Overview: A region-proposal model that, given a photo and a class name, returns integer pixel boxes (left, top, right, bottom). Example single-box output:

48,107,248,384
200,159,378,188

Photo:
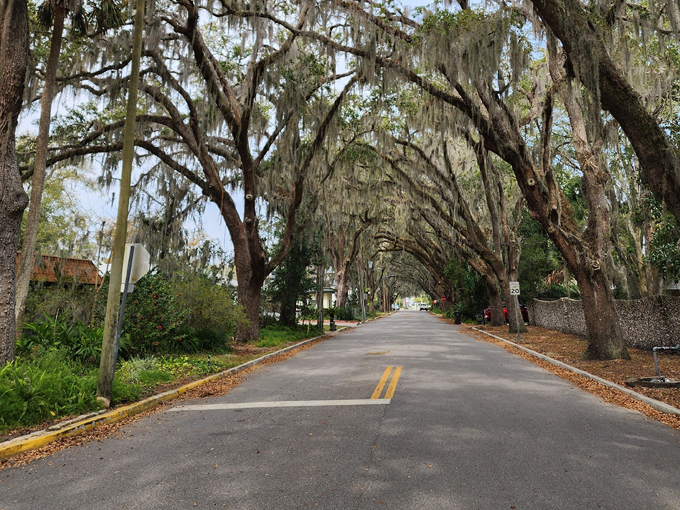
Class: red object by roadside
484,303,528,322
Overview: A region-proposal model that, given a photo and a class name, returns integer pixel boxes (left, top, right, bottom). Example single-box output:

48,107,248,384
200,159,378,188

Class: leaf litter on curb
456,321,680,432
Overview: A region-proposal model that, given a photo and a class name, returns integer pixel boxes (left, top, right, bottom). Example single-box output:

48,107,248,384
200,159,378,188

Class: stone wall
528,296,680,350
529,298,587,337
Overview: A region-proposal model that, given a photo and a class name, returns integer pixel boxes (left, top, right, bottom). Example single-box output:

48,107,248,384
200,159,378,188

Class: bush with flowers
122,269,187,355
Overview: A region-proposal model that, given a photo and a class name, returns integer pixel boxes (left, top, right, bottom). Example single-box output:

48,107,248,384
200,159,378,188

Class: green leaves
122,269,187,355
20,313,103,365
0,354,104,432
647,212,680,281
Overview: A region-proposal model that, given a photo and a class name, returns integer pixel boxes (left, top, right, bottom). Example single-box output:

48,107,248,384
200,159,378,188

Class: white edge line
1,327,358,452
472,327,680,417
169,399,391,411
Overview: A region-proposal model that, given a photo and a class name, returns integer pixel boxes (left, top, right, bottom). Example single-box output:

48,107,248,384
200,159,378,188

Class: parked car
484,303,528,322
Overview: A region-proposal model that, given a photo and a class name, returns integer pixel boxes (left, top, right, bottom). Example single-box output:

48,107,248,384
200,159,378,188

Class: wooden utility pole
97,0,145,406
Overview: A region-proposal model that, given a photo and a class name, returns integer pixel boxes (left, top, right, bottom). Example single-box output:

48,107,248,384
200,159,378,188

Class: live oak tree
317,152,377,308
39,0,359,342
15,0,124,337
530,0,680,225
305,1,630,358
0,0,29,364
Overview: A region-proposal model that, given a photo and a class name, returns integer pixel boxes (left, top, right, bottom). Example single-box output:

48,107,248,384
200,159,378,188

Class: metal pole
113,245,135,371
358,262,366,321
653,348,661,378
513,294,521,343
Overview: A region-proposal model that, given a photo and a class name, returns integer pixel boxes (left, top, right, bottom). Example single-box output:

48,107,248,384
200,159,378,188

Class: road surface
2,311,679,509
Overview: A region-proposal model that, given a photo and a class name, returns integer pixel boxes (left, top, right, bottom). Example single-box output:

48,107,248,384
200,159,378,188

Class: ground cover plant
0,349,141,434
257,324,324,349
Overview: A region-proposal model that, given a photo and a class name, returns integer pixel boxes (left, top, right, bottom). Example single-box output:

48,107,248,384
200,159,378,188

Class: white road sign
120,243,150,292
509,281,520,296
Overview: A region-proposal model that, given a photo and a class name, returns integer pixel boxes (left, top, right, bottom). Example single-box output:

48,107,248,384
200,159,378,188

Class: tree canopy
2,0,680,362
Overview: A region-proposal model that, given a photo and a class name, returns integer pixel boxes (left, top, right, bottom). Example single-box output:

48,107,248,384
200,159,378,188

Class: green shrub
323,307,356,321
171,274,245,353
333,307,356,321
122,271,245,355
173,274,245,335
122,269,187,355
173,327,232,353
71,325,103,364
21,312,77,352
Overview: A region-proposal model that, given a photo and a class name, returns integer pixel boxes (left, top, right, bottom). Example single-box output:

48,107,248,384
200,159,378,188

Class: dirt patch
0,334,333,470
454,321,680,432
230,343,264,356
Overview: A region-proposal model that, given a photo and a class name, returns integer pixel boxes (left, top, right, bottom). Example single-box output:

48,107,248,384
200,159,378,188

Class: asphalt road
2,311,680,509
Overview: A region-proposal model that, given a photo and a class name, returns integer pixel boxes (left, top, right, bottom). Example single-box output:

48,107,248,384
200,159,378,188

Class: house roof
16,252,103,285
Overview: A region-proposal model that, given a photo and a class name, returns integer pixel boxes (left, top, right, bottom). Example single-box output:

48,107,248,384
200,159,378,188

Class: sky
19,0,435,264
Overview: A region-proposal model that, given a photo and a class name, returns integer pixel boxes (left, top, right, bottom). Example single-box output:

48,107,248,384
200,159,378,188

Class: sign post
97,243,150,406
113,243,150,366
509,281,521,343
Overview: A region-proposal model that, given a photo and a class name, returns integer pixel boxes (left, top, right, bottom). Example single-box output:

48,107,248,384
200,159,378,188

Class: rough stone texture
529,296,680,350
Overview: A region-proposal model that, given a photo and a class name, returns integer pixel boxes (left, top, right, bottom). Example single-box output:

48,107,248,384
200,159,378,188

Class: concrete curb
0,328,351,461
472,327,680,417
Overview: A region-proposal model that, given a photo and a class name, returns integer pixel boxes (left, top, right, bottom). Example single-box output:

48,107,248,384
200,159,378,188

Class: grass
257,325,323,348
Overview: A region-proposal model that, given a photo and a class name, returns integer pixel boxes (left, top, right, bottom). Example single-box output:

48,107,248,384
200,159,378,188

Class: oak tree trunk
507,239,527,334
232,228,266,343
335,268,348,308
236,277,264,343
572,265,628,359
485,277,504,326
14,2,65,338
0,0,29,364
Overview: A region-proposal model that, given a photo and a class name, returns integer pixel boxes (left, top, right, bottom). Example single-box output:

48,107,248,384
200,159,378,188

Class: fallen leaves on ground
457,321,680,432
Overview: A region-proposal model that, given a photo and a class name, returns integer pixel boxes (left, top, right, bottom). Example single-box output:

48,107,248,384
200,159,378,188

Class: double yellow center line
371,366,403,399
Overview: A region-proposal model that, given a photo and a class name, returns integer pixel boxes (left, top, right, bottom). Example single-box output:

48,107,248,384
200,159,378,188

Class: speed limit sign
509,281,520,296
